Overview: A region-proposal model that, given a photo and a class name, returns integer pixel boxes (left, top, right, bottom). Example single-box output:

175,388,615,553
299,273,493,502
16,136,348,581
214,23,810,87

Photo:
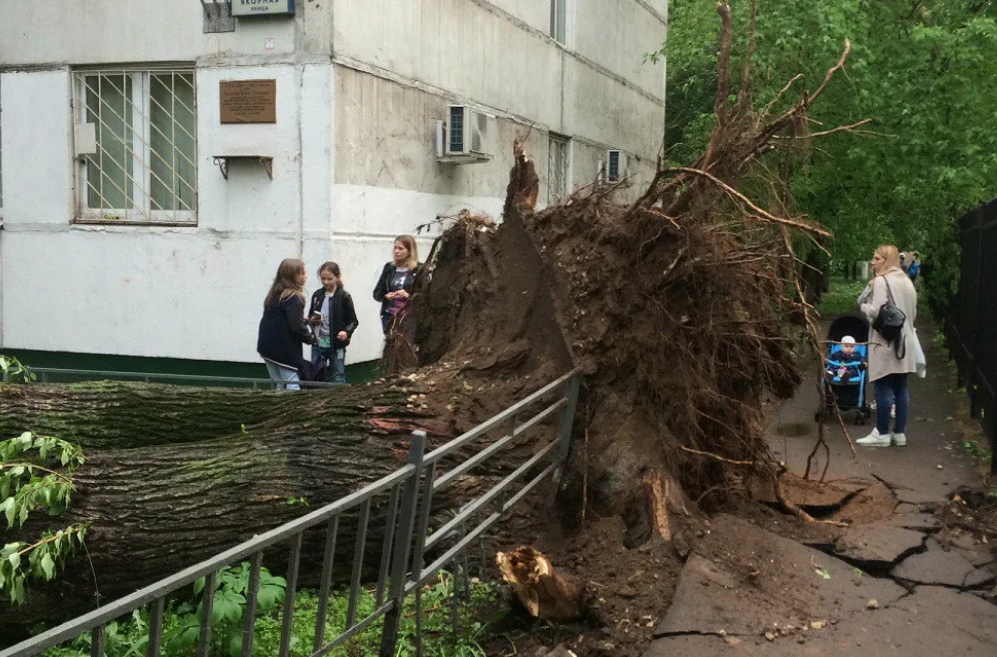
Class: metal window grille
550,0,567,44
548,134,569,204
607,150,621,182
73,67,197,225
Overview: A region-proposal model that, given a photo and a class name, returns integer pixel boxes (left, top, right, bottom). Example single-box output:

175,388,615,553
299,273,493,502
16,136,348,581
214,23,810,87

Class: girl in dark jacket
308,262,359,384
257,258,316,390
373,235,420,334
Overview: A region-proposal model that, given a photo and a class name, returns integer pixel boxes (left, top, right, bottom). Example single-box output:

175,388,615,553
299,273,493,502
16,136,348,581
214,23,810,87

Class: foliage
1,432,88,603
44,571,502,657
164,562,288,657
815,276,868,317
0,355,36,383
1,525,88,605
1,433,85,528
656,0,997,311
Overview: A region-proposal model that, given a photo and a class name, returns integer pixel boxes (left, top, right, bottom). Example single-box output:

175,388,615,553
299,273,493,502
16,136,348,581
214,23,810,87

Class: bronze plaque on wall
220,79,277,124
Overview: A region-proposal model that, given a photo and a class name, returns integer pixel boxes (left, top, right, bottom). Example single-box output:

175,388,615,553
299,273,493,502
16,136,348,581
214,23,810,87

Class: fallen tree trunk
0,381,521,628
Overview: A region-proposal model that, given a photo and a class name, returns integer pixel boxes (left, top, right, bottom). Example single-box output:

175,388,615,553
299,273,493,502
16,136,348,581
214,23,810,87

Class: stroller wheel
854,411,865,426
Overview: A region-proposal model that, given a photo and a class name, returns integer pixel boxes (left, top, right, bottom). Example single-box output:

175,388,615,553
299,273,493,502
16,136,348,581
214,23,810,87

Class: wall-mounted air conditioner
605,149,629,183
436,105,495,163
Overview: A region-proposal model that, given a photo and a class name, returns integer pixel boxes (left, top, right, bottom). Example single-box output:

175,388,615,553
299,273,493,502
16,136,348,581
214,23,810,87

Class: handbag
912,329,927,378
872,277,907,359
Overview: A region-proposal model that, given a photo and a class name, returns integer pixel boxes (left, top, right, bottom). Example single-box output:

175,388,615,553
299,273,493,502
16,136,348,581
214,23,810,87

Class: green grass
816,277,869,317
43,571,502,657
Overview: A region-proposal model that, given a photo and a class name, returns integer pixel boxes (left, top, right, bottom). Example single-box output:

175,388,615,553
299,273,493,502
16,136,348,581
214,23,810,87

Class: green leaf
1,499,13,528
40,554,55,580
8,551,20,571
226,631,243,657
11,578,26,604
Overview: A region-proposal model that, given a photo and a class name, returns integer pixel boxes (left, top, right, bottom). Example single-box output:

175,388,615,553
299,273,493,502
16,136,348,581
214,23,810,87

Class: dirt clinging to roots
410,146,803,530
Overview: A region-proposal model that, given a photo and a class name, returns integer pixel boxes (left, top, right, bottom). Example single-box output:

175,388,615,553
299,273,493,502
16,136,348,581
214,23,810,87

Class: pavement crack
654,630,748,639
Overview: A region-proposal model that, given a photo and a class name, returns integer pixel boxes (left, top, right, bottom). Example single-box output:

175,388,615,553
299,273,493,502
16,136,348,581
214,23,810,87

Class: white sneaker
856,428,890,447
891,433,907,446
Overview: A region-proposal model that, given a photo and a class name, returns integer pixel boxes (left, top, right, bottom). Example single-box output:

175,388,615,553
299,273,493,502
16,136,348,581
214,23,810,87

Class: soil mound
409,143,806,531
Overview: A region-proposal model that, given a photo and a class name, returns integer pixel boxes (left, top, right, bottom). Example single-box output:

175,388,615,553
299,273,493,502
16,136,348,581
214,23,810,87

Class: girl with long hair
257,258,316,390
308,262,359,383
373,235,420,334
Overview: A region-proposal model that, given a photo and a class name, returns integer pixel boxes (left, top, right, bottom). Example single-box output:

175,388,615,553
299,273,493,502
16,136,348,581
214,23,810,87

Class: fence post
378,431,427,657
551,375,581,491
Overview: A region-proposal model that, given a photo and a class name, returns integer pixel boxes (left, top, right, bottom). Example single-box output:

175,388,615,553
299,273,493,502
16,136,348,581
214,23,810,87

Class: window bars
548,134,569,205
73,68,197,225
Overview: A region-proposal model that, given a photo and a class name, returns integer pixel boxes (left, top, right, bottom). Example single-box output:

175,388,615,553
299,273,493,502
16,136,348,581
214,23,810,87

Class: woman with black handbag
857,245,919,446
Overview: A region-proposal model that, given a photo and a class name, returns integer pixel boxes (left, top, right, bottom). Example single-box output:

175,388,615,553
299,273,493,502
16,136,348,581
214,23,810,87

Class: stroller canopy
827,314,870,344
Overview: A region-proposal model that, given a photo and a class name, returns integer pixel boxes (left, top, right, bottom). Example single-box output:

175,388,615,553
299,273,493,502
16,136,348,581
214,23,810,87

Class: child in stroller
827,335,863,381
815,315,871,425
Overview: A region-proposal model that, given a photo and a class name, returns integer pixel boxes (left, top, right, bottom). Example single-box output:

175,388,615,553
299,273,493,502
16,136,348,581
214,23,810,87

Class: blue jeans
875,373,909,435
312,345,347,384
264,361,300,391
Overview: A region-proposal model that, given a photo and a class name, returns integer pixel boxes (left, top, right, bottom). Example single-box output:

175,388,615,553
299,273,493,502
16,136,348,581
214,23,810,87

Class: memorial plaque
220,79,277,124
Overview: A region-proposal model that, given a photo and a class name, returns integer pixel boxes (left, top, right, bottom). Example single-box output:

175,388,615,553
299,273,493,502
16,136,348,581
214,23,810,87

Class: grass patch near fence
816,277,868,317
43,569,503,657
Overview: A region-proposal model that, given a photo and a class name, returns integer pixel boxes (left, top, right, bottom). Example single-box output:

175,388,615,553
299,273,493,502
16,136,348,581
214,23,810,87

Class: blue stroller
815,315,871,425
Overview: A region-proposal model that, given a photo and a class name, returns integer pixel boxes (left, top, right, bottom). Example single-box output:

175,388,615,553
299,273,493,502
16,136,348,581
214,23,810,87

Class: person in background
373,235,421,334
907,252,921,284
308,262,359,384
258,259,316,390
857,245,919,447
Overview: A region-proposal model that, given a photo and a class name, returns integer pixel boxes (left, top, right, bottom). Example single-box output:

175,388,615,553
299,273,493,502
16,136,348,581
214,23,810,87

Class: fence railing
0,368,581,657
945,197,997,473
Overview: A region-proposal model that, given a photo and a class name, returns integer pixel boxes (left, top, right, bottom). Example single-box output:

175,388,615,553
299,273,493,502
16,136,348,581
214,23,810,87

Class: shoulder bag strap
881,276,897,305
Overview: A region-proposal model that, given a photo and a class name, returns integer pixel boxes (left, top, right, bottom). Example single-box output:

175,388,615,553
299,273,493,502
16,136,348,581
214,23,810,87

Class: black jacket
257,294,314,372
308,287,359,348
372,262,420,317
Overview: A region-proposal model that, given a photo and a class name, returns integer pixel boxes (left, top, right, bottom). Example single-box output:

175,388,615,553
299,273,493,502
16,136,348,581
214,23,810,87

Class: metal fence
945,198,997,473
0,368,581,657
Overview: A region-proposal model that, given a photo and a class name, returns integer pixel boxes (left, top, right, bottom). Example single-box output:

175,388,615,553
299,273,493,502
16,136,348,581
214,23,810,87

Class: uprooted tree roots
409,2,863,535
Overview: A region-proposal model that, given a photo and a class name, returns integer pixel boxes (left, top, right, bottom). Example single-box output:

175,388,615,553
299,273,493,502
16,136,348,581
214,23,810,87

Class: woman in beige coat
857,245,919,447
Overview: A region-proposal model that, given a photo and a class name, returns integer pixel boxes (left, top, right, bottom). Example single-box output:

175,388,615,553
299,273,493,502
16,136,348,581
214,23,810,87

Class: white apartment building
0,0,667,369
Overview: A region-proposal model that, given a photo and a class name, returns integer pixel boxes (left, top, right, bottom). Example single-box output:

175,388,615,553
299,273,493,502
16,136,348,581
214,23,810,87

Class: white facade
0,0,667,366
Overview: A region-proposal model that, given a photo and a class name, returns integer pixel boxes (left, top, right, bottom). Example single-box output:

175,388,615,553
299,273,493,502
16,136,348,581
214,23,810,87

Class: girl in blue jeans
308,262,359,383
857,245,919,446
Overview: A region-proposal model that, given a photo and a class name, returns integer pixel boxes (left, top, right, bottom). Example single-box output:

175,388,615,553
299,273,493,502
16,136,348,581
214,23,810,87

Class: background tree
657,0,997,303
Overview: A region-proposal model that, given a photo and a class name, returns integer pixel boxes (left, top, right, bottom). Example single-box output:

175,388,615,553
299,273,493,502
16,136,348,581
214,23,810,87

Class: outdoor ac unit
437,105,495,163
605,150,629,182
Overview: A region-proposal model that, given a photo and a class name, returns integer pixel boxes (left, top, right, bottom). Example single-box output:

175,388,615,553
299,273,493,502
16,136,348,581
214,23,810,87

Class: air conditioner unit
605,149,629,182
437,105,495,163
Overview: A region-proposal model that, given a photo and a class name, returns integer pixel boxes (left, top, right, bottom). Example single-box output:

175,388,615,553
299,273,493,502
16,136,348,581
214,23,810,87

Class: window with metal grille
550,0,567,44
548,134,569,204
607,150,621,182
73,67,197,224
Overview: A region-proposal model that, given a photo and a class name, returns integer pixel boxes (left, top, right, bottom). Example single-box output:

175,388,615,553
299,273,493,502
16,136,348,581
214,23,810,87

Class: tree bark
0,382,495,628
